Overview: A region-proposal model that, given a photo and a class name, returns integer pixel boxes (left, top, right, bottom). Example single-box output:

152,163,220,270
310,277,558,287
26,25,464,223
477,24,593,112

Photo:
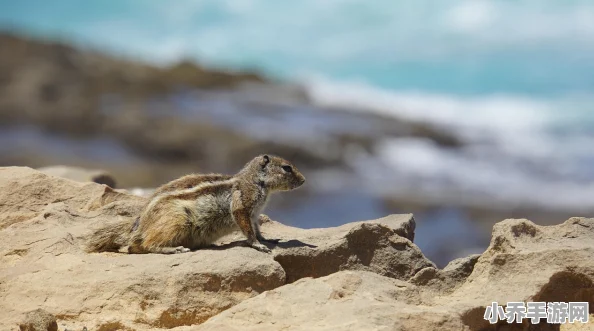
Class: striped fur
87,155,305,254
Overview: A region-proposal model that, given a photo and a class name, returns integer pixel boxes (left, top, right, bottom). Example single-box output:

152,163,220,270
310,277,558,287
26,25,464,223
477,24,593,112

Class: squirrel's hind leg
151,246,191,254
137,206,193,254
127,244,190,254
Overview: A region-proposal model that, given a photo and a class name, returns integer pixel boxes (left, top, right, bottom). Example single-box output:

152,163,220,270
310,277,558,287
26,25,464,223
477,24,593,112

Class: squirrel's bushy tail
86,217,137,253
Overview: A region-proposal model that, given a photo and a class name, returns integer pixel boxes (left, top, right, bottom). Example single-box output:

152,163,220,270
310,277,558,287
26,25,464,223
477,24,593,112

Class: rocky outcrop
0,167,285,330
223,214,432,283
0,32,463,189
198,270,465,331
0,167,432,330
201,218,594,331
1,166,593,330
444,217,594,330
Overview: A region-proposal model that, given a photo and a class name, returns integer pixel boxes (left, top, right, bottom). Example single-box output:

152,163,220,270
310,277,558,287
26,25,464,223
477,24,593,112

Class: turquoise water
2,0,594,97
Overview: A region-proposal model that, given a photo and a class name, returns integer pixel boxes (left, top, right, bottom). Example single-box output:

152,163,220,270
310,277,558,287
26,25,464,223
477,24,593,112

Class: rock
0,167,285,330
200,218,594,330
19,309,58,331
197,271,464,331
251,214,434,283
445,217,594,330
38,165,117,188
0,167,429,330
2,166,594,330
410,254,480,292
0,167,141,229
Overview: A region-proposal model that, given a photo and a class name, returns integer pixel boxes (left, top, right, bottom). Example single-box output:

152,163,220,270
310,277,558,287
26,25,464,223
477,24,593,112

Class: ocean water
2,0,594,95
2,1,594,264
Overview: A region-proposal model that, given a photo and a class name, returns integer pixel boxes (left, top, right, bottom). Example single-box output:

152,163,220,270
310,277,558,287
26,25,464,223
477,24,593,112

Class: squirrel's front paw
249,242,271,253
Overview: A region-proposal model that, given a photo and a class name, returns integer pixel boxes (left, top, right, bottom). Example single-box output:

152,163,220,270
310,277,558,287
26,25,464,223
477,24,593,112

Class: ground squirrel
87,155,305,254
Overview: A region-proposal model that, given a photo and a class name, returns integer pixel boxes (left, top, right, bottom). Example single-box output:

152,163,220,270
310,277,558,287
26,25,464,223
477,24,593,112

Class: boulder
203,218,594,330
444,217,594,330
0,167,429,330
2,166,594,330
197,270,464,331
0,167,285,330
253,214,433,283
0,167,140,230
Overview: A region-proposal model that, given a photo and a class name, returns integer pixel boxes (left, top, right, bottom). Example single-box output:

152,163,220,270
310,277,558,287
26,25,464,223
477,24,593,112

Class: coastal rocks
445,217,594,330
0,167,286,330
260,214,434,283
0,32,270,185
0,167,142,230
197,218,594,330
409,253,480,293
0,33,266,98
1,166,593,330
197,270,464,331
0,32,463,190
0,167,427,330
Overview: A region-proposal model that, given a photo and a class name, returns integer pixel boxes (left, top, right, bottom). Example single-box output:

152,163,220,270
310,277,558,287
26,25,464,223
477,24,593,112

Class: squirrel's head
251,154,305,192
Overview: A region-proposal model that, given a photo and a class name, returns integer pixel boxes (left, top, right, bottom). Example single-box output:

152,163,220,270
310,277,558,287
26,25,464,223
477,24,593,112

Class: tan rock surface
0,167,284,330
444,217,594,330
2,166,593,330
0,167,430,330
219,214,433,283
200,218,594,330
18,309,58,331
197,270,463,331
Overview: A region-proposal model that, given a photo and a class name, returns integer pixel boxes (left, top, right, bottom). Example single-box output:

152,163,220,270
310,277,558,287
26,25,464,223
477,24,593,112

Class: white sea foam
299,76,594,211
304,76,594,149
304,77,552,133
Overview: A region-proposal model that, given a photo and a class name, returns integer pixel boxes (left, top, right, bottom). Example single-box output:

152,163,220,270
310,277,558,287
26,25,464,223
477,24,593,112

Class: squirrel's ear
261,154,270,168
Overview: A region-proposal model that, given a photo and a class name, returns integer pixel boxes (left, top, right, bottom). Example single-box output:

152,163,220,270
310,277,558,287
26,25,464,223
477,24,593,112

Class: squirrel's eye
282,165,293,173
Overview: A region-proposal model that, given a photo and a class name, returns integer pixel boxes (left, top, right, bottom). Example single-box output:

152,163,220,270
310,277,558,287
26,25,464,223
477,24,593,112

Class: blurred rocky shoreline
0,32,460,186
2,32,593,266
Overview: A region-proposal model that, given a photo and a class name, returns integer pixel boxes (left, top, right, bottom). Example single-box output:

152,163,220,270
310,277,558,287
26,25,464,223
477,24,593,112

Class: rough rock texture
0,167,285,330
410,253,481,292
0,166,139,230
0,167,433,330
444,217,594,330
197,270,464,331
219,214,433,283
1,166,593,330
18,309,58,331
201,218,594,331
272,218,429,284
